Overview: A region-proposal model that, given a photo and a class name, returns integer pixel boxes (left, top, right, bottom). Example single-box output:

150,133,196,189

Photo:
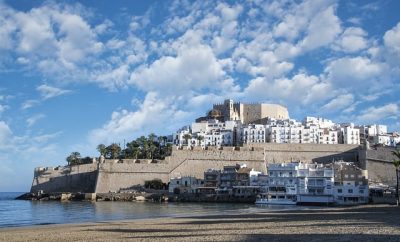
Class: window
337,189,342,193
348,189,353,193
359,189,364,194
177,181,180,185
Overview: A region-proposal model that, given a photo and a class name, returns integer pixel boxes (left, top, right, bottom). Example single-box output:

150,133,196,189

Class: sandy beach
1,204,399,242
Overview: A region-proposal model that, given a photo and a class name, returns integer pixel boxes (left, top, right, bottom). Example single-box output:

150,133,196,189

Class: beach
1,204,399,242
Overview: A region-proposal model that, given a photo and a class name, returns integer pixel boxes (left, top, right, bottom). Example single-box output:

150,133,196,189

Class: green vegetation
66,133,172,166
392,149,400,206
66,152,93,166
144,179,165,190
183,133,192,145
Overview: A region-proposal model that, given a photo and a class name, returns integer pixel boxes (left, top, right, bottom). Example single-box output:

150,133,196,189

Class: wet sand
1,204,399,241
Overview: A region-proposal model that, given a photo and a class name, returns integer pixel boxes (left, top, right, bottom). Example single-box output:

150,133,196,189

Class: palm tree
392,149,400,206
137,136,148,159
162,136,168,146
97,144,106,156
183,134,192,146
126,141,140,159
66,152,81,166
148,133,157,159
106,143,121,159
196,135,204,146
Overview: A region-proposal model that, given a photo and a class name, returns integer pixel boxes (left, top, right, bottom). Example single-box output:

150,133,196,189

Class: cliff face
31,143,397,193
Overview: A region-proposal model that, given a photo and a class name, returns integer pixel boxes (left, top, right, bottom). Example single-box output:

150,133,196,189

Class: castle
196,99,289,124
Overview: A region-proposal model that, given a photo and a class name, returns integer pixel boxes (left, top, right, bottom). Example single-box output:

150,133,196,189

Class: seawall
31,164,98,193
30,143,399,193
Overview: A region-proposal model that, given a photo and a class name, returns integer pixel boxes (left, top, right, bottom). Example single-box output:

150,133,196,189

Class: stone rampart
172,144,360,163
32,143,387,193
31,164,98,193
362,147,398,185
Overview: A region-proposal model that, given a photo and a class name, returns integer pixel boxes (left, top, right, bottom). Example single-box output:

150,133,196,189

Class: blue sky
0,0,399,192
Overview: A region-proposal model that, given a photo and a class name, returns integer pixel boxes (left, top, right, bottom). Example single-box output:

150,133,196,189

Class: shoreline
1,204,399,241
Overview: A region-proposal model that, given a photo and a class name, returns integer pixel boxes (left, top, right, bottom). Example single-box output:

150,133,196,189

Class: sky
0,0,399,192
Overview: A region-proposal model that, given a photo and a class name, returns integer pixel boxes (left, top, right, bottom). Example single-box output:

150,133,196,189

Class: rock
61,193,71,201
84,193,96,201
135,196,146,201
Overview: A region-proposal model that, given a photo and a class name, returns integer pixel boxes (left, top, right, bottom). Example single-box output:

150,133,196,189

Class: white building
173,126,192,146
319,129,339,145
256,162,298,204
175,111,398,147
339,123,360,145
169,176,204,194
333,162,368,205
242,124,267,144
204,130,233,147
301,125,320,144
296,163,335,204
256,161,368,205
304,117,335,129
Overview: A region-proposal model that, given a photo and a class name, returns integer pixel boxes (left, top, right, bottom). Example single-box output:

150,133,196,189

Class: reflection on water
0,192,305,228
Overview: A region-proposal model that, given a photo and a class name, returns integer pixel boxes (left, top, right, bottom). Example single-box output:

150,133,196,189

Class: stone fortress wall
359,146,398,185
31,164,98,193
30,143,399,193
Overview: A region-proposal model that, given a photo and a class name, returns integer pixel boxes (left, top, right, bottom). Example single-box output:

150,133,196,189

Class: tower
224,99,235,121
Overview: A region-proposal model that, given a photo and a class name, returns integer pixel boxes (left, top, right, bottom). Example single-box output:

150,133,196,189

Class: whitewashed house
169,176,204,194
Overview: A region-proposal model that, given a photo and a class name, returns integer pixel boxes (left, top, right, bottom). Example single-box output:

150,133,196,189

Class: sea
0,192,304,228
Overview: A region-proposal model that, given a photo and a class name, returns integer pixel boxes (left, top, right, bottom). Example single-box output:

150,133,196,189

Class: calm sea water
0,192,304,228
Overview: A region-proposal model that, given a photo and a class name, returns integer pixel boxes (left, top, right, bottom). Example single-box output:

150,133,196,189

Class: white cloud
325,57,384,89
244,72,333,106
36,84,71,100
129,44,225,94
0,4,16,50
88,92,191,145
21,100,40,110
92,65,130,91
0,121,12,148
321,94,354,113
357,103,399,123
26,114,46,127
1,2,104,83
0,104,9,113
106,38,126,50
232,36,294,78
33,131,62,143
272,0,337,42
347,17,362,25
14,6,58,55
333,27,368,52
383,22,400,65
94,19,113,35
53,11,103,63
384,22,400,53
298,5,341,51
